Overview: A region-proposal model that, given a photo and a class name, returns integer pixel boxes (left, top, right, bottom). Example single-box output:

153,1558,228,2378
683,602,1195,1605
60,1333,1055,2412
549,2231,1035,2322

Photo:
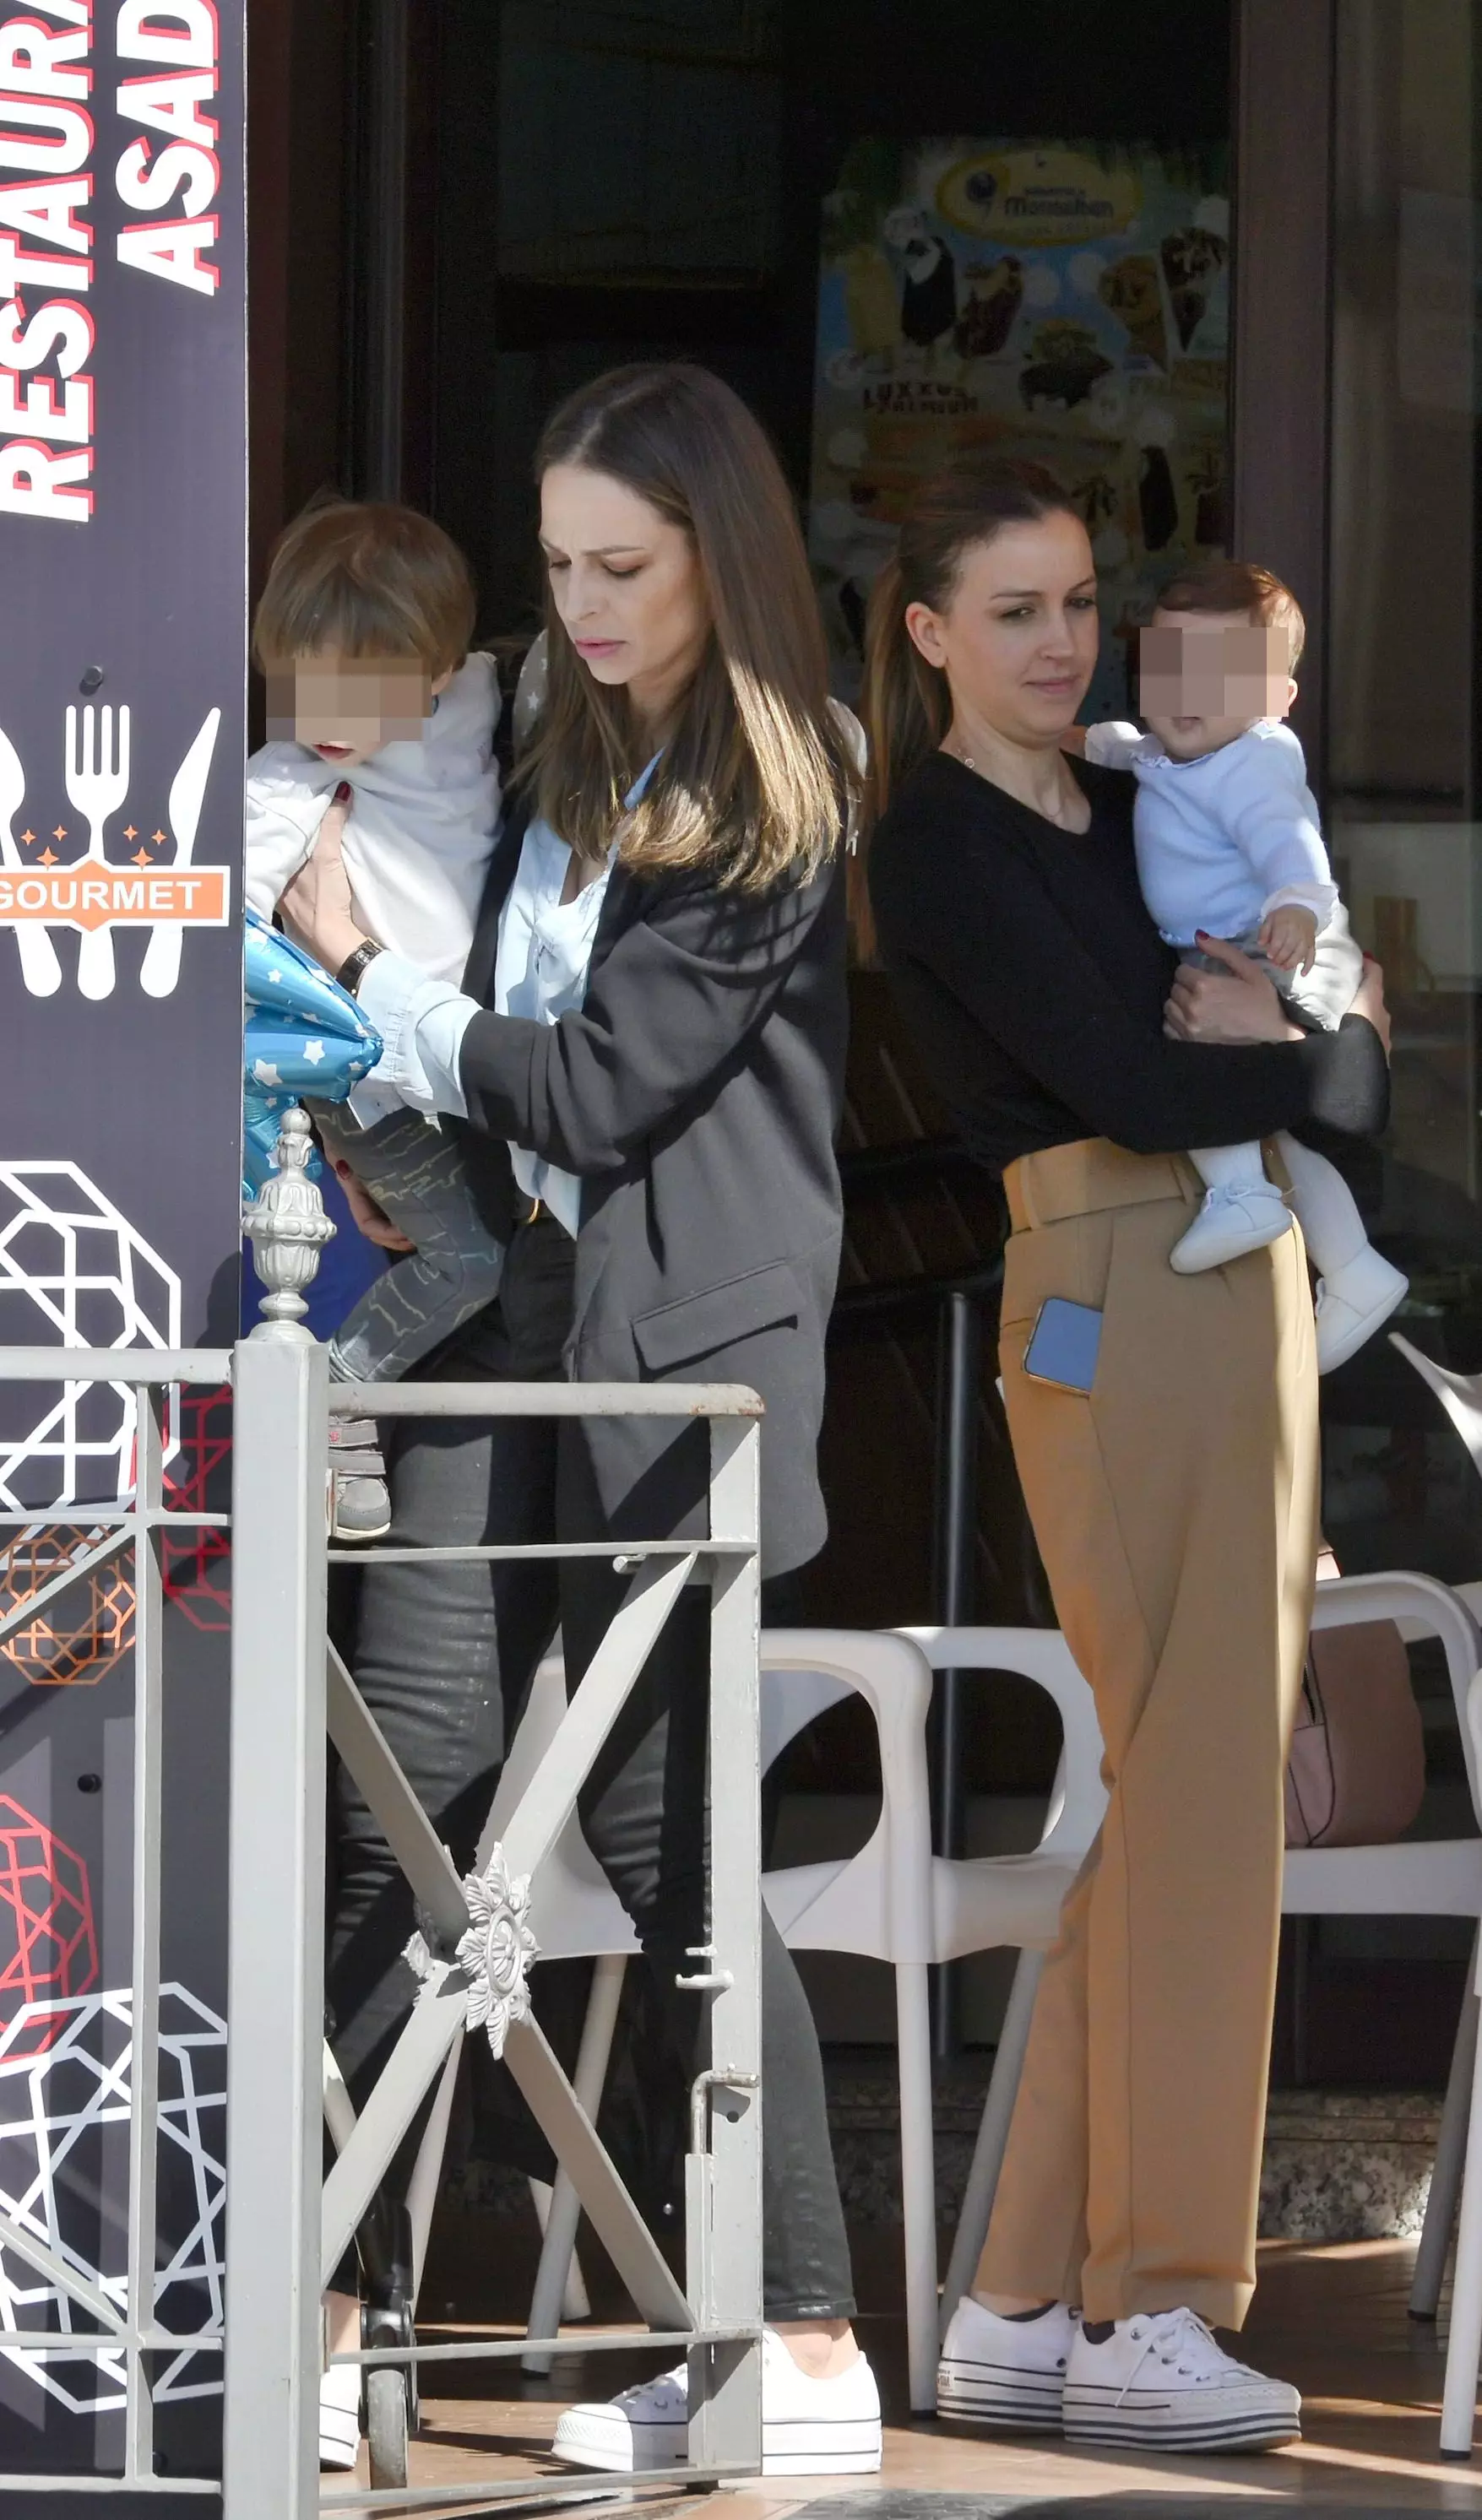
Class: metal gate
0,1341,765,2512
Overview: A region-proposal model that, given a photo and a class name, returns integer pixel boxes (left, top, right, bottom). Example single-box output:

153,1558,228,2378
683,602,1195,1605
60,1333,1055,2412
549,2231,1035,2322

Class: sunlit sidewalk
328,2234,1482,2514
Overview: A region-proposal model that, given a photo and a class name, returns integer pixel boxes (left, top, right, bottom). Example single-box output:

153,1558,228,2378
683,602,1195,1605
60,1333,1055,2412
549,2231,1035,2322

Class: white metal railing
0,1339,766,2512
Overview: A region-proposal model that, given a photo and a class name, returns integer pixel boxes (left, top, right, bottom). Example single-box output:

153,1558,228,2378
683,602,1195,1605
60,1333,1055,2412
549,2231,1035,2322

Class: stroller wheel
366,2365,410,2488
360,2203,419,2489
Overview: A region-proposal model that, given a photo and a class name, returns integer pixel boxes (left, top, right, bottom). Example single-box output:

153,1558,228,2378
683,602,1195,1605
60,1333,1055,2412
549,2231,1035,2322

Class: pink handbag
1284,1551,1426,1850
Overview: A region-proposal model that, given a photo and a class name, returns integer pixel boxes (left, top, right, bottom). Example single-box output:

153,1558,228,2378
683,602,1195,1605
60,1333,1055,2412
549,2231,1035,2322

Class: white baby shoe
1315,1248,1409,1373
1170,1183,1294,1274
936,2294,1078,2431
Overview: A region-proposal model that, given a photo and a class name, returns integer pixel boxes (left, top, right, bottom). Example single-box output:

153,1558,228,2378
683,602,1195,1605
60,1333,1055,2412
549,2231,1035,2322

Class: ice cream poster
809,139,1230,714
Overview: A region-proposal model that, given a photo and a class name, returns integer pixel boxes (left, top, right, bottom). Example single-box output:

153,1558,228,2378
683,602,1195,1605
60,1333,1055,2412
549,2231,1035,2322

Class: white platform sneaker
319,2357,360,2471
551,2327,882,2476
1062,2306,1300,2452
1170,1184,1294,1275
936,2295,1078,2431
1315,1246,1409,1373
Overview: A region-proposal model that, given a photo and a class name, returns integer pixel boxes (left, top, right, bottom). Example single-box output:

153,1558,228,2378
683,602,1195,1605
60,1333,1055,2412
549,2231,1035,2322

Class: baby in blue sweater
1083,560,1405,1373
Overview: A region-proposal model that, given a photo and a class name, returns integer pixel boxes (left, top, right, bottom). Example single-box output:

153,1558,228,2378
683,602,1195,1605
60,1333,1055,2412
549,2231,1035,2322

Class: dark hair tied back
860,453,1078,831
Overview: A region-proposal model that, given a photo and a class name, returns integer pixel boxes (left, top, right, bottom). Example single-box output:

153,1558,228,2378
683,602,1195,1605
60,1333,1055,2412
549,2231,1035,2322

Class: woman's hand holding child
1164,932,1306,1044
333,1159,417,1253
1166,931,1392,1059
279,783,367,974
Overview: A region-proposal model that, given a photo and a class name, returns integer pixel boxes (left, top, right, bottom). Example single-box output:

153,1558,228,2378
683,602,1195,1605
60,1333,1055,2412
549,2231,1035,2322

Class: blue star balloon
245,1013,379,1097
242,909,383,1195
244,904,382,1038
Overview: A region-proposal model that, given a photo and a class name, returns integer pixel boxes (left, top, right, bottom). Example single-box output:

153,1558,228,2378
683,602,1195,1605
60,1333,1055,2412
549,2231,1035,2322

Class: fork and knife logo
0,706,231,1000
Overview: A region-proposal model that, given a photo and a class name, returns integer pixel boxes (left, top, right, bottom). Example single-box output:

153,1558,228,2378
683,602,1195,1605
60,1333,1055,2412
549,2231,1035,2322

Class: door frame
1229,0,1337,789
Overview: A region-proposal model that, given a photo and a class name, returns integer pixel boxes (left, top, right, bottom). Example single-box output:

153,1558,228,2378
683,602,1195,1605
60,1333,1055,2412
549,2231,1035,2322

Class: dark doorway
426,3,1231,648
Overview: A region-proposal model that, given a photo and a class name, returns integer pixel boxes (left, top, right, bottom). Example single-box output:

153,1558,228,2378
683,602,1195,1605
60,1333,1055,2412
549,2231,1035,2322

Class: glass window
1326,0,1482,1584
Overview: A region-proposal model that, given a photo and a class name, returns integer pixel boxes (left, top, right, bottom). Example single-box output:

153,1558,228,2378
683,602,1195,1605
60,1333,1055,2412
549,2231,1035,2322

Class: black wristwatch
336,938,385,997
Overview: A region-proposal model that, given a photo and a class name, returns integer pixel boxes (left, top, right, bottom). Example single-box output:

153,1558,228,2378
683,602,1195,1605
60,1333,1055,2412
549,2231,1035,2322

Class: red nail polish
334,780,351,803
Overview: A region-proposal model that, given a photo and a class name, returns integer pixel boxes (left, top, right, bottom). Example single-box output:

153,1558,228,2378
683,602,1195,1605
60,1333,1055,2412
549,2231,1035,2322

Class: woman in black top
864,454,1389,2455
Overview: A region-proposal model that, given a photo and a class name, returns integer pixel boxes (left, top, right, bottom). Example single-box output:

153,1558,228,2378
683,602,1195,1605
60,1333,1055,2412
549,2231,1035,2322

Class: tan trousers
976,1138,1319,2328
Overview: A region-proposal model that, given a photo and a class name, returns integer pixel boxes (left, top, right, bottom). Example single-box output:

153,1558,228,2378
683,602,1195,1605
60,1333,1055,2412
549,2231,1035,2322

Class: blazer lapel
568,864,645,1334
461,815,638,1332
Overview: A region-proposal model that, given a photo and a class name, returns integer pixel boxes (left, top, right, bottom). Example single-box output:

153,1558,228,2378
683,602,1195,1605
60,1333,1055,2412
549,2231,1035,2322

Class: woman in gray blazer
283,363,879,2478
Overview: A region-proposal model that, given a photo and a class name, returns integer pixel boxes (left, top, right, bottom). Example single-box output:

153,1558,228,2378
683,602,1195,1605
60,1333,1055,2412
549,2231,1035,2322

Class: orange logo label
0,867,229,932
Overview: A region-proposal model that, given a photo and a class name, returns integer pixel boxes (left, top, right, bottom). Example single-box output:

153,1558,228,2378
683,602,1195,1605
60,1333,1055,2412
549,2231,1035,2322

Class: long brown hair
519,364,853,892
860,452,1082,827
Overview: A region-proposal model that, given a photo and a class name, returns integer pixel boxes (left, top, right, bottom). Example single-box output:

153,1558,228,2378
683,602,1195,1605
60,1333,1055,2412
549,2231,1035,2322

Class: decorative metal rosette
404,1845,538,2061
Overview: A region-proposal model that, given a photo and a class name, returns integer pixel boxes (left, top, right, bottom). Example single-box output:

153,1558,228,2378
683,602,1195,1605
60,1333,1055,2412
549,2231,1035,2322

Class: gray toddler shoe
328,1414,391,1542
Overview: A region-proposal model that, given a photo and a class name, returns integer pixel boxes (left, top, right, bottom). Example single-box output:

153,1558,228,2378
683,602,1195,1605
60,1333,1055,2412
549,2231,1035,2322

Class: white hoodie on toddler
244,651,502,1123
244,649,501,984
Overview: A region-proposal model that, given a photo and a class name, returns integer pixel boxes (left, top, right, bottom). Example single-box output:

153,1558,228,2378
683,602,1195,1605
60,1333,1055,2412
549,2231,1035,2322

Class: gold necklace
949,741,1082,831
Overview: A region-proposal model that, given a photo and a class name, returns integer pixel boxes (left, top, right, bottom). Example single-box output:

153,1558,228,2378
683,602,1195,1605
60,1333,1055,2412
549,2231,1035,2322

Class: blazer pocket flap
632,1261,799,1373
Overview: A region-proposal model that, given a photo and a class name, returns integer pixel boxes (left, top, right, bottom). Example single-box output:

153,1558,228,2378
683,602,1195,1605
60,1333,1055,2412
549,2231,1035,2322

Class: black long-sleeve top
867,751,1389,1177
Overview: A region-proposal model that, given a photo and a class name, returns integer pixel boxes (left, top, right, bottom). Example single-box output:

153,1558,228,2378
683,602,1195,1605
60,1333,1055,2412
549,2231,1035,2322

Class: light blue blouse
356,760,658,1236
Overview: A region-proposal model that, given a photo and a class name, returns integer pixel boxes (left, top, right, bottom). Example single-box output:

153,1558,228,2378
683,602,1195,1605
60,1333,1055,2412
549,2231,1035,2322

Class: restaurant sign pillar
0,0,247,2492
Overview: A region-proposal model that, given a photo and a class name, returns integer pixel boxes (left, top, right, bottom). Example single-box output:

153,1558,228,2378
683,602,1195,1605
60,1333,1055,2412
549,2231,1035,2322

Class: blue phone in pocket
1023,1297,1103,1394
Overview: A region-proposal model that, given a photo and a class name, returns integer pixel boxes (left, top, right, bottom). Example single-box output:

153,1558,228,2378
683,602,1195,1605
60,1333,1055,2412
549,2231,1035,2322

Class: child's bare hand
1257,903,1317,974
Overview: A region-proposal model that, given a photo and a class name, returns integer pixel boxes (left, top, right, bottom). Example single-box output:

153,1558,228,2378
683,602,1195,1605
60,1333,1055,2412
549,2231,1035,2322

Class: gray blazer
453,803,849,1574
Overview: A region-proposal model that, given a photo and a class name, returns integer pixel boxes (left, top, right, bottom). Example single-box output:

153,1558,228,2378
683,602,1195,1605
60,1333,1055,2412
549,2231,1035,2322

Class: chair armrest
761,1629,937,1959
893,1625,1106,1858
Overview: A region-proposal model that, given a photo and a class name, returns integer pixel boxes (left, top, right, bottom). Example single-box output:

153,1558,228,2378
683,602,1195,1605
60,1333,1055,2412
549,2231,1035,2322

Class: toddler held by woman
245,501,505,1535
1080,560,1406,1371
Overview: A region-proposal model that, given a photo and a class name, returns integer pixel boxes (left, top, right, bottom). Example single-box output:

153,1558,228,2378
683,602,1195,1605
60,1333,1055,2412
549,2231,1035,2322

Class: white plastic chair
754,1629,938,2409
1382,1340,1482,2330
761,1628,1108,2411
1381,1338,1482,2447
1439,1667,1482,2454
888,1627,1110,2338
1289,1572,1482,2328
926,1576,1482,2355
522,1623,1102,2414
463,1631,945,2404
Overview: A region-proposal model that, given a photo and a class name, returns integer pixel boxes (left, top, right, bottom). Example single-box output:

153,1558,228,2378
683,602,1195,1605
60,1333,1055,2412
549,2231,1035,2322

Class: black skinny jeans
328,1212,855,2322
